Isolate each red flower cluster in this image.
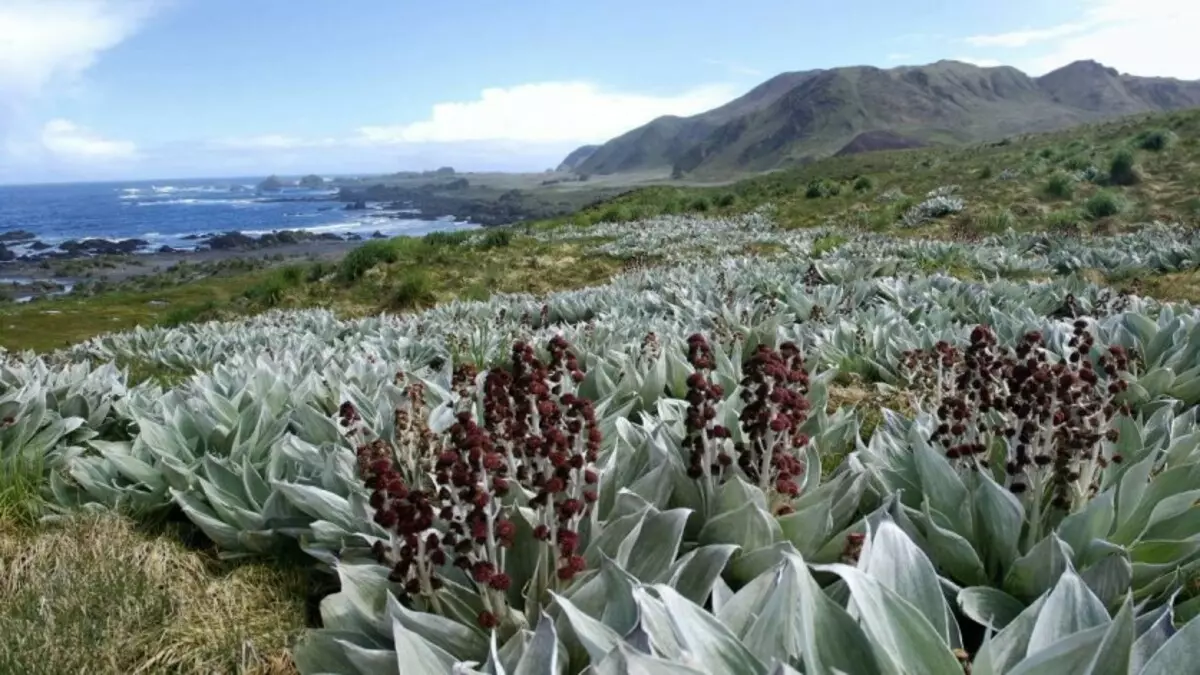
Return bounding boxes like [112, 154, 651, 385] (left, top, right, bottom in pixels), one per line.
[683, 334, 730, 480]
[682, 334, 816, 509]
[481, 336, 598, 584]
[344, 336, 602, 630]
[909, 323, 1132, 510]
[738, 343, 812, 496]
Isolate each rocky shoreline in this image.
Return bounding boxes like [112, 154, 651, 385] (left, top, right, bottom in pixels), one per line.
[0, 226, 397, 264]
[1, 237, 366, 304]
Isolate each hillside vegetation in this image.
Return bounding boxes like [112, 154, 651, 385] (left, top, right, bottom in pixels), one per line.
[569, 59, 1200, 179]
[5, 107, 1200, 673]
[559, 107, 1200, 238]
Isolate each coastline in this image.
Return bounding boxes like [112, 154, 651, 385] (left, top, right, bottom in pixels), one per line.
[0, 237, 365, 303]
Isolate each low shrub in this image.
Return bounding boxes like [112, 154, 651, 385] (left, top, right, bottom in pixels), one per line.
[1043, 171, 1075, 199]
[425, 230, 473, 247]
[1108, 148, 1140, 186]
[1043, 207, 1084, 229]
[478, 228, 513, 249]
[805, 179, 839, 199]
[976, 208, 1017, 233]
[1136, 128, 1178, 152]
[1084, 190, 1127, 220]
[337, 239, 399, 282]
[388, 269, 436, 310]
[812, 234, 847, 258]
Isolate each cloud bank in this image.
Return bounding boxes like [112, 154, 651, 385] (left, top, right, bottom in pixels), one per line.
[356, 81, 737, 145]
[964, 0, 1200, 78]
[0, 0, 160, 177]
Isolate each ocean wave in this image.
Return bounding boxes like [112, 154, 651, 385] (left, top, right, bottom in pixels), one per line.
[149, 185, 231, 195]
[135, 197, 259, 207]
[137, 198, 201, 206]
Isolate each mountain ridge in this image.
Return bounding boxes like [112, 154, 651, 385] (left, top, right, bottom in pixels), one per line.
[566, 59, 1200, 178]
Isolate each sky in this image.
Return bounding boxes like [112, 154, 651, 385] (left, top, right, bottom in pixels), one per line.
[2, 0, 1198, 184]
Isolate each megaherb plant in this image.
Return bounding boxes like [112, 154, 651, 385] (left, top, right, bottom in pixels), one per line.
[863, 322, 1200, 613]
[12, 214, 1200, 672]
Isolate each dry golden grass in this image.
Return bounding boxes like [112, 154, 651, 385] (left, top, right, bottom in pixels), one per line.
[0, 513, 309, 675]
[1131, 269, 1200, 305]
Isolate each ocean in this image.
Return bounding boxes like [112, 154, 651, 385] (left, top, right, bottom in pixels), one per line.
[0, 178, 479, 256]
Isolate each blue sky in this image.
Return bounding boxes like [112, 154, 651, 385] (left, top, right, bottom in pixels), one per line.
[1, 0, 1196, 183]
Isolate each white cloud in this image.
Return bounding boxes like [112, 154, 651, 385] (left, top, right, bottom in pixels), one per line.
[951, 56, 1004, 68]
[356, 81, 738, 145]
[0, 0, 162, 175]
[0, 0, 162, 96]
[965, 22, 1090, 48]
[41, 119, 138, 160]
[964, 0, 1200, 78]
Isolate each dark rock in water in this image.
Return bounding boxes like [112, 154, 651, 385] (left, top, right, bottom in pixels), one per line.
[257, 175, 284, 192]
[370, 231, 387, 239]
[158, 245, 180, 254]
[0, 244, 13, 262]
[298, 174, 326, 189]
[182, 233, 205, 240]
[345, 233, 362, 241]
[229, 184, 250, 194]
[60, 238, 148, 255]
[0, 229, 37, 243]
[315, 233, 344, 241]
[345, 200, 368, 211]
[29, 241, 52, 251]
[203, 231, 257, 250]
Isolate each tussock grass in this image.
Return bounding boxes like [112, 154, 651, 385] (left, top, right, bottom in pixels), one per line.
[0, 513, 309, 675]
[0, 457, 46, 528]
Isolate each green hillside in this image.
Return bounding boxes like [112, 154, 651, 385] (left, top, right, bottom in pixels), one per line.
[568, 59, 1200, 179]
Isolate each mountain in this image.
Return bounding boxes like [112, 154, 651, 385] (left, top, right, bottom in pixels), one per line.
[556, 145, 600, 172]
[565, 60, 1200, 178]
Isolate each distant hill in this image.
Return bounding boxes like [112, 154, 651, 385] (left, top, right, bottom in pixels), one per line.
[564, 59, 1200, 178]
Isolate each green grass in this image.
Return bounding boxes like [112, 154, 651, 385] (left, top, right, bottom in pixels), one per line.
[0, 457, 46, 529]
